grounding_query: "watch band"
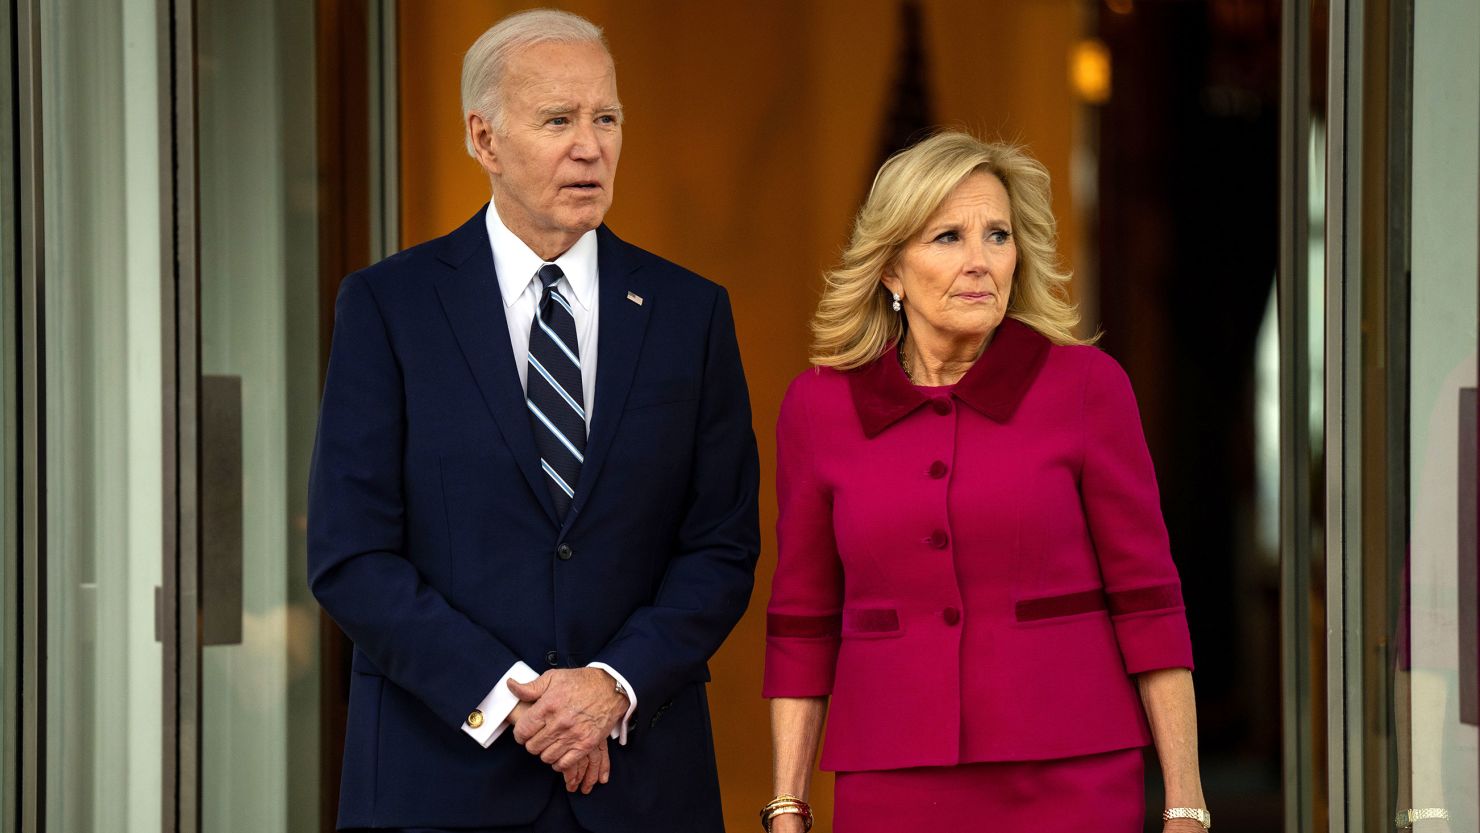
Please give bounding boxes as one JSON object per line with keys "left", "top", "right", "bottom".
{"left": 1163, "top": 807, "right": 1212, "bottom": 829}
{"left": 1396, "top": 808, "right": 1450, "bottom": 828}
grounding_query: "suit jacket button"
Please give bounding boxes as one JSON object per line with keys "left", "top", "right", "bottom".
{"left": 929, "top": 530, "right": 949, "bottom": 549}
{"left": 932, "top": 398, "right": 953, "bottom": 415}
{"left": 557, "top": 543, "right": 573, "bottom": 560}
{"left": 942, "top": 606, "right": 961, "bottom": 626}
{"left": 545, "top": 650, "right": 559, "bottom": 666}
{"left": 928, "top": 460, "right": 948, "bottom": 479}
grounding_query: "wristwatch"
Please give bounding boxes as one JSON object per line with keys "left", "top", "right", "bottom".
{"left": 1396, "top": 808, "right": 1449, "bottom": 828}
{"left": 1163, "top": 807, "right": 1212, "bottom": 829}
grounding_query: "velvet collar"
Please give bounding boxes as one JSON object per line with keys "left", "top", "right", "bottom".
{"left": 846, "top": 317, "right": 1051, "bottom": 437}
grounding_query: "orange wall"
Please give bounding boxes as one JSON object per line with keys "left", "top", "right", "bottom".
{"left": 399, "top": 3, "right": 1081, "bottom": 829}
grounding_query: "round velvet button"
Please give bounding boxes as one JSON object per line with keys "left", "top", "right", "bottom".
{"left": 931, "top": 398, "right": 953, "bottom": 415}
{"left": 928, "top": 460, "right": 948, "bottom": 479}
{"left": 942, "top": 606, "right": 961, "bottom": 626}
{"left": 929, "top": 529, "right": 949, "bottom": 549}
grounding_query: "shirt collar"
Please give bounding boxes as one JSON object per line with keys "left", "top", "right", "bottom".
{"left": 485, "top": 202, "right": 598, "bottom": 311}
{"left": 846, "top": 317, "right": 1052, "bottom": 438}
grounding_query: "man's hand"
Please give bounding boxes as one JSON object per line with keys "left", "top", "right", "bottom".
{"left": 507, "top": 686, "right": 615, "bottom": 791}
{"left": 563, "top": 739, "right": 610, "bottom": 793}
{"left": 508, "top": 701, "right": 532, "bottom": 730}
{"left": 509, "top": 668, "right": 630, "bottom": 775}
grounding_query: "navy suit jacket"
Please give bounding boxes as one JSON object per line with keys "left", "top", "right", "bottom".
{"left": 307, "top": 207, "right": 760, "bottom": 832}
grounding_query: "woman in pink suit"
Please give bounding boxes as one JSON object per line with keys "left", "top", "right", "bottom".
{"left": 760, "top": 132, "right": 1210, "bottom": 833}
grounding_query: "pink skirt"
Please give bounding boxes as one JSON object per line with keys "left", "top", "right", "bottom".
{"left": 832, "top": 748, "right": 1145, "bottom": 833}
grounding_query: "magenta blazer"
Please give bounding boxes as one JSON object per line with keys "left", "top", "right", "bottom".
{"left": 763, "top": 318, "right": 1194, "bottom": 772}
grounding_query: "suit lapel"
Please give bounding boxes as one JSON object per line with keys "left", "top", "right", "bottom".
{"left": 432, "top": 206, "right": 560, "bottom": 525}
{"left": 566, "top": 226, "right": 650, "bottom": 528}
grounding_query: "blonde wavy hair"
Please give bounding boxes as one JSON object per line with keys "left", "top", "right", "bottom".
{"left": 811, "top": 131, "right": 1094, "bottom": 369}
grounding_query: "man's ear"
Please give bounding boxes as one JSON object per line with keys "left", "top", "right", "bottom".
{"left": 468, "top": 112, "right": 501, "bottom": 176}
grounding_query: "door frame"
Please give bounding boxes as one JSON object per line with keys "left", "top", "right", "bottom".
{"left": 164, "top": 0, "right": 393, "bottom": 831}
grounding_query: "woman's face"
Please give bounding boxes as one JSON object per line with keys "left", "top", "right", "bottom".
{"left": 882, "top": 172, "right": 1016, "bottom": 345}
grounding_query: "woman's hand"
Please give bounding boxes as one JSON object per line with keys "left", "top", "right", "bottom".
{"left": 1138, "top": 670, "right": 1208, "bottom": 833}
{"left": 768, "top": 697, "right": 827, "bottom": 833}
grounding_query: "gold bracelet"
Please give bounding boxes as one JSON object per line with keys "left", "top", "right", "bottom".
{"left": 765, "top": 793, "right": 805, "bottom": 806}
{"left": 765, "top": 805, "right": 812, "bottom": 831}
{"left": 759, "top": 795, "right": 813, "bottom": 833}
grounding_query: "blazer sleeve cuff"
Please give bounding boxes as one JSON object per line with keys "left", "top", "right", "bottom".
{"left": 762, "top": 634, "right": 839, "bottom": 697}
{"left": 1113, "top": 609, "right": 1195, "bottom": 674}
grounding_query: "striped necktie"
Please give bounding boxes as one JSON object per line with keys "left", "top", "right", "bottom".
{"left": 525, "top": 263, "right": 586, "bottom": 518}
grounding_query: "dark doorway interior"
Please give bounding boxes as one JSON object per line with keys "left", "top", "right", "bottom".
{"left": 1095, "top": 2, "right": 1284, "bottom": 830}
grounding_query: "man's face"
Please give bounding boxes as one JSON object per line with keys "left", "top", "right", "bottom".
{"left": 474, "top": 40, "right": 622, "bottom": 253}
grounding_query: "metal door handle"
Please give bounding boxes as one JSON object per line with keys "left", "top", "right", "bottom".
{"left": 201, "top": 374, "right": 243, "bottom": 645}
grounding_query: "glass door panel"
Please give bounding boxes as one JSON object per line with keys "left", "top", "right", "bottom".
{"left": 195, "top": 0, "right": 320, "bottom": 830}
{"left": 1401, "top": 0, "right": 1479, "bottom": 828}
{"left": 39, "top": 1, "right": 165, "bottom": 830}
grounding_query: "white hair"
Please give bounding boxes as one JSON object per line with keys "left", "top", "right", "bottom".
{"left": 461, "top": 8, "right": 609, "bottom": 157}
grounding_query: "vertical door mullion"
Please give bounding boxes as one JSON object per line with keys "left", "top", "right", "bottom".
{"left": 166, "top": 0, "right": 202, "bottom": 831}
{"left": 1325, "top": 0, "right": 1349, "bottom": 822}
{"left": 158, "top": 0, "right": 180, "bottom": 829}
{"left": 15, "top": 0, "right": 45, "bottom": 829}
{"left": 1381, "top": 1, "right": 1414, "bottom": 822}
{"left": 1325, "top": 0, "right": 1368, "bottom": 830}
{"left": 1277, "top": 1, "right": 1315, "bottom": 830}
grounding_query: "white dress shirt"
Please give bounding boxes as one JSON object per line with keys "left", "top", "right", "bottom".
{"left": 461, "top": 203, "right": 637, "bottom": 749}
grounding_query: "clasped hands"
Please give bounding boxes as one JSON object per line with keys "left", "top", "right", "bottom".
{"left": 507, "top": 667, "right": 630, "bottom": 795}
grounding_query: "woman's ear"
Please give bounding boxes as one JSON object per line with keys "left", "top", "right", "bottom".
{"left": 880, "top": 270, "right": 902, "bottom": 299}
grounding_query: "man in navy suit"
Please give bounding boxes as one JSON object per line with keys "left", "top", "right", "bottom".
{"left": 307, "top": 9, "right": 760, "bottom": 832}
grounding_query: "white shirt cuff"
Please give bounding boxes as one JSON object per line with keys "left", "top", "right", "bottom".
{"left": 588, "top": 662, "right": 637, "bottom": 745}
{"left": 461, "top": 661, "right": 540, "bottom": 748}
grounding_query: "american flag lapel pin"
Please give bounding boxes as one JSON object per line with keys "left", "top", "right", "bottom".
{"left": 626, "top": 291, "right": 644, "bottom": 306}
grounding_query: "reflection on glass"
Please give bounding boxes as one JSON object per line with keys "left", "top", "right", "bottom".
{"left": 1255, "top": 285, "right": 1278, "bottom": 562}
{"left": 1259, "top": 112, "right": 1328, "bottom": 580}
{"left": 1308, "top": 113, "right": 1329, "bottom": 833}
{"left": 1307, "top": 118, "right": 1325, "bottom": 461}
{"left": 196, "top": 0, "right": 320, "bottom": 830}
{"left": 39, "top": 1, "right": 164, "bottom": 831}
{"left": 1400, "top": 0, "right": 1479, "bottom": 828}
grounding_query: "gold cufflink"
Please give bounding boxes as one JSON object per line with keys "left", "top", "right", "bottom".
{"left": 467, "top": 709, "right": 484, "bottom": 729}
